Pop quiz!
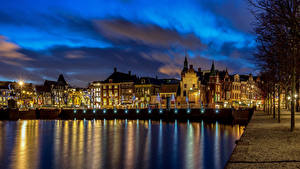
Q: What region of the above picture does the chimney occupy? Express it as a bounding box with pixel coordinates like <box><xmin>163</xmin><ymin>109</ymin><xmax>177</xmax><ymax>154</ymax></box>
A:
<box><xmin>189</xmin><ymin>64</ymin><xmax>193</xmax><ymax>69</ymax></box>
<box><xmin>198</xmin><ymin>67</ymin><xmax>201</xmax><ymax>72</ymax></box>
<box><xmin>114</xmin><ymin>67</ymin><xmax>117</xmax><ymax>72</ymax></box>
<box><xmin>128</xmin><ymin>71</ymin><xmax>131</xmax><ymax>76</ymax></box>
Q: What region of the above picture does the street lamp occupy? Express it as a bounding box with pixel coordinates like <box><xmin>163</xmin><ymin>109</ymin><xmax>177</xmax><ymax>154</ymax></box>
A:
<box><xmin>18</xmin><ymin>80</ymin><xmax>24</xmax><ymax>87</ymax></box>
<box><xmin>18</xmin><ymin>80</ymin><xmax>24</xmax><ymax>108</ymax></box>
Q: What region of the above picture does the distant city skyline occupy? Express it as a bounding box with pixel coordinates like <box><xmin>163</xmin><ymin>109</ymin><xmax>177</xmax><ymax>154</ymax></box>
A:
<box><xmin>0</xmin><ymin>0</ymin><xmax>257</xmax><ymax>87</ymax></box>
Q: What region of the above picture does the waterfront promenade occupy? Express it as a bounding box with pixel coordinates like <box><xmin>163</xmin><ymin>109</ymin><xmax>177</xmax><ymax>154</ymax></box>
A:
<box><xmin>226</xmin><ymin>110</ymin><xmax>300</xmax><ymax>169</ymax></box>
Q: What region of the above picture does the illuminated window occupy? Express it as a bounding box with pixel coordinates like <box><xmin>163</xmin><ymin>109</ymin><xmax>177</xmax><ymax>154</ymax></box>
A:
<box><xmin>114</xmin><ymin>85</ymin><xmax>118</xmax><ymax>89</ymax></box>
<box><xmin>103</xmin><ymin>86</ymin><xmax>106</xmax><ymax>89</ymax></box>
<box><xmin>109</xmin><ymin>85</ymin><xmax>112</xmax><ymax>89</ymax></box>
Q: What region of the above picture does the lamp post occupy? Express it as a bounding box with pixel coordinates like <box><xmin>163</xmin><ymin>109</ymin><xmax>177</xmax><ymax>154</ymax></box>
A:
<box><xmin>18</xmin><ymin>80</ymin><xmax>24</xmax><ymax>109</ymax></box>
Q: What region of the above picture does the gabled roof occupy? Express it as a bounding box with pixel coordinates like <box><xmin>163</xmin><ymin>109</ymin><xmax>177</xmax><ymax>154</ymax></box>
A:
<box><xmin>42</xmin><ymin>74</ymin><xmax>69</xmax><ymax>91</ymax></box>
<box><xmin>200</xmin><ymin>72</ymin><xmax>211</xmax><ymax>85</ymax></box>
<box><xmin>57</xmin><ymin>74</ymin><xmax>67</xmax><ymax>85</ymax></box>
<box><xmin>102</xmin><ymin>71</ymin><xmax>137</xmax><ymax>83</ymax></box>
<box><xmin>136</xmin><ymin>77</ymin><xmax>161</xmax><ymax>85</ymax></box>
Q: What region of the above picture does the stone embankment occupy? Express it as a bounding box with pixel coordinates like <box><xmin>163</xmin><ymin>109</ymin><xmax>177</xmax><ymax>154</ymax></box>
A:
<box><xmin>0</xmin><ymin>108</ymin><xmax>253</xmax><ymax>124</ymax></box>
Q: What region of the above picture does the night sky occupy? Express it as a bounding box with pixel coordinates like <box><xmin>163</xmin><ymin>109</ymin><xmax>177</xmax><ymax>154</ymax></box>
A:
<box><xmin>0</xmin><ymin>0</ymin><xmax>257</xmax><ymax>87</ymax></box>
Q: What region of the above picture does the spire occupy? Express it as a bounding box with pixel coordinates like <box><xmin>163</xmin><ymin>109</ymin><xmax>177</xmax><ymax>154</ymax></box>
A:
<box><xmin>210</xmin><ymin>60</ymin><xmax>216</xmax><ymax>76</ymax></box>
<box><xmin>181</xmin><ymin>50</ymin><xmax>189</xmax><ymax>75</ymax></box>
<box><xmin>184</xmin><ymin>56</ymin><xmax>188</xmax><ymax>70</ymax></box>
<box><xmin>210</xmin><ymin>60</ymin><xmax>215</xmax><ymax>72</ymax></box>
<box><xmin>184</xmin><ymin>50</ymin><xmax>188</xmax><ymax>70</ymax></box>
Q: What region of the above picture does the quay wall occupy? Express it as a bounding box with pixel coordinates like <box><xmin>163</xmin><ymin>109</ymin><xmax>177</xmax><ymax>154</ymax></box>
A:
<box><xmin>0</xmin><ymin>108</ymin><xmax>254</xmax><ymax>124</ymax></box>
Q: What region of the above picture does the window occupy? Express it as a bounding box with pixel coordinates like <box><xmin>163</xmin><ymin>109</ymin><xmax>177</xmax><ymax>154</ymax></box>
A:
<box><xmin>184</xmin><ymin>84</ymin><xmax>187</xmax><ymax>88</ymax></box>
<box><xmin>103</xmin><ymin>86</ymin><xmax>106</xmax><ymax>89</ymax></box>
<box><xmin>183</xmin><ymin>91</ymin><xmax>186</xmax><ymax>96</ymax></box>
<box><xmin>193</xmin><ymin>84</ymin><xmax>195</xmax><ymax>88</ymax></box>
<box><xmin>109</xmin><ymin>85</ymin><xmax>112</xmax><ymax>89</ymax></box>
<box><xmin>115</xmin><ymin>93</ymin><xmax>118</xmax><ymax>96</ymax></box>
<box><xmin>114</xmin><ymin>85</ymin><xmax>118</xmax><ymax>89</ymax></box>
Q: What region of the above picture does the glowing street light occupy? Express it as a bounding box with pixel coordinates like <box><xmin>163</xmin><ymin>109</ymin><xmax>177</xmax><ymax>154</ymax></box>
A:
<box><xmin>18</xmin><ymin>80</ymin><xmax>24</xmax><ymax>87</ymax></box>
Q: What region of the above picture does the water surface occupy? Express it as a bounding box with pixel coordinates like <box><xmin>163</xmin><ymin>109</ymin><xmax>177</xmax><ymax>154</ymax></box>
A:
<box><xmin>0</xmin><ymin>120</ymin><xmax>244</xmax><ymax>169</ymax></box>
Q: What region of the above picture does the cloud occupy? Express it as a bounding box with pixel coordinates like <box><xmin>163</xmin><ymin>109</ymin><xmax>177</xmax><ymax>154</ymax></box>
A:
<box><xmin>158</xmin><ymin>64</ymin><xmax>181</xmax><ymax>76</ymax></box>
<box><xmin>94</xmin><ymin>19</ymin><xmax>205</xmax><ymax>50</ymax></box>
<box><xmin>65</xmin><ymin>50</ymin><xmax>86</xmax><ymax>59</ymax></box>
<box><xmin>0</xmin><ymin>36</ymin><xmax>33</xmax><ymax>66</ymax></box>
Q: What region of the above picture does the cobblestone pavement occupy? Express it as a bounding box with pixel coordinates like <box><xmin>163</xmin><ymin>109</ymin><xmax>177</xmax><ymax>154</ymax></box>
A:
<box><xmin>226</xmin><ymin>110</ymin><xmax>300</xmax><ymax>169</ymax></box>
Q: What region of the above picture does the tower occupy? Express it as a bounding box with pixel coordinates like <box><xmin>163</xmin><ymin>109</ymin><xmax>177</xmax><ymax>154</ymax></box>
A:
<box><xmin>210</xmin><ymin>60</ymin><xmax>216</xmax><ymax>76</ymax></box>
<box><xmin>184</xmin><ymin>56</ymin><xmax>188</xmax><ymax>70</ymax></box>
<box><xmin>181</xmin><ymin>51</ymin><xmax>189</xmax><ymax>75</ymax></box>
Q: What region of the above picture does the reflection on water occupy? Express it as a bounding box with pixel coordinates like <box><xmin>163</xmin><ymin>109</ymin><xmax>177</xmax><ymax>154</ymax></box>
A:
<box><xmin>0</xmin><ymin>120</ymin><xmax>244</xmax><ymax>169</ymax></box>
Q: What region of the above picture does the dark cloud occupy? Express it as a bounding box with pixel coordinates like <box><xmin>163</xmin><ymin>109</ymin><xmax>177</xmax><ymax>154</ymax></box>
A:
<box><xmin>94</xmin><ymin>19</ymin><xmax>205</xmax><ymax>50</ymax></box>
<box><xmin>199</xmin><ymin>0</ymin><xmax>255</xmax><ymax>33</ymax></box>
<box><xmin>0</xmin><ymin>46</ymin><xmax>167</xmax><ymax>87</ymax></box>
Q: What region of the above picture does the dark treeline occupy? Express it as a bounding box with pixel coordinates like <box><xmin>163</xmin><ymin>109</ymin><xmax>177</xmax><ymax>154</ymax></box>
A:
<box><xmin>249</xmin><ymin>0</ymin><xmax>299</xmax><ymax>131</ymax></box>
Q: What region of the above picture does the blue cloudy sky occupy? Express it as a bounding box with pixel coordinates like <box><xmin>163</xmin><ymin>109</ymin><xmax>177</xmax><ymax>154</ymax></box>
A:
<box><xmin>0</xmin><ymin>0</ymin><xmax>257</xmax><ymax>87</ymax></box>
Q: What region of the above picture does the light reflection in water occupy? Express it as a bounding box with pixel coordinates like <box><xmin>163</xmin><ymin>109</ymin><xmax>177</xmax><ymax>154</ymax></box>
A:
<box><xmin>214</xmin><ymin>122</ymin><xmax>221</xmax><ymax>169</ymax></box>
<box><xmin>185</xmin><ymin>120</ymin><xmax>194</xmax><ymax>169</ymax></box>
<box><xmin>0</xmin><ymin>120</ymin><xmax>244</xmax><ymax>169</ymax></box>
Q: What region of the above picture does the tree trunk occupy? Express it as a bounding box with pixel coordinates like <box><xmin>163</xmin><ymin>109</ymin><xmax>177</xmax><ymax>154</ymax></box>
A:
<box><xmin>285</xmin><ymin>89</ymin><xmax>288</xmax><ymax>110</ymax></box>
<box><xmin>273</xmin><ymin>89</ymin><xmax>276</xmax><ymax>119</ymax></box>
<box><xmin>270</xmin><ymin>93</ymin><xmax>273</xmax><ymax>117</ymax></box>
<box><xmin>278</xmin><ymin>86</ymin><xmax>281</xmax><ymax>123</ymax></box>
<box><xmin>264</xmin><ymin>98</ymin><xmax>266</xmax><ymax>112</ymax></box>
<box><xmin>266</xmin><ymin>94</ymin><xmax>270</xmax><ymax>114</ymax></box>
<box><xmin>291</xmin><ymin>47</ymin><xmax>296</xmax><ymax>131</ymax></box>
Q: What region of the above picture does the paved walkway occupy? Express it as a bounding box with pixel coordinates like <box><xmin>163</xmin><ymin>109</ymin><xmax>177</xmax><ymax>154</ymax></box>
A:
<box><xmin>226</xmin><ymin>110</ymin><xmax>300</xmax><ymax>169</ymax></box>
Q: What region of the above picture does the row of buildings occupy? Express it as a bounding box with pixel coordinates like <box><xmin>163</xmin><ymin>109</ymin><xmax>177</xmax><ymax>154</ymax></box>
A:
<box><xmin>89</xmin><ymin>57</ymin><xmax>263</xmax><ymax>109</ymax></box>
<box><xmin>0</xmin><ymin>56</ymin><xmax>265</xmax><ymax>110</ymax></box>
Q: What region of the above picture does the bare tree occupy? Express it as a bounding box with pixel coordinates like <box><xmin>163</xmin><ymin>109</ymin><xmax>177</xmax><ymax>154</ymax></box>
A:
<box><xmin>249</xmin><ymin>0</ymin><xmax>300</xmax><ymax>131</ymax></box>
